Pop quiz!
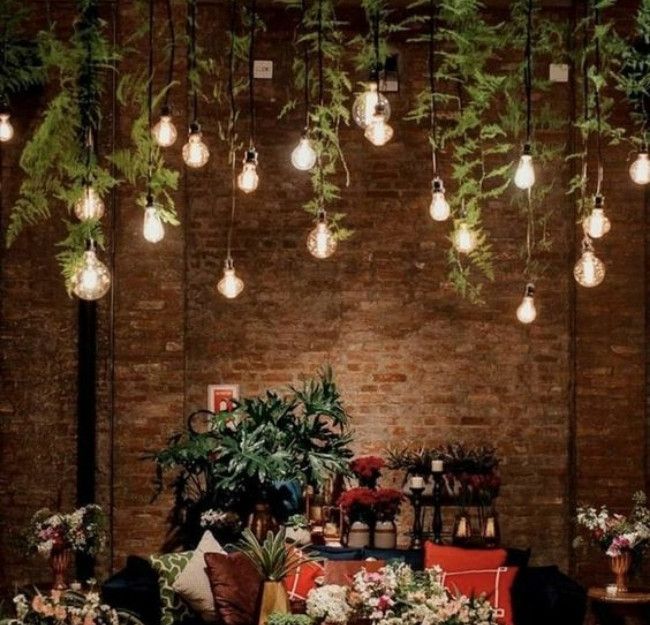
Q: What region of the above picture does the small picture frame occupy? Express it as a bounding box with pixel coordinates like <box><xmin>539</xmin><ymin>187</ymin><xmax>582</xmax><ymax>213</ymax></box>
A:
<box><xmin>207</xmin><ymin>384</ymin><xmax>240</xmax><ymax>413</ymax></box>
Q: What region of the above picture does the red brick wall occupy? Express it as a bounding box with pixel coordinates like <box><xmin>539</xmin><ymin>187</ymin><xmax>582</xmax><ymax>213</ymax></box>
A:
<box><xmin>0</xmin><ymin>0</ymin><xmax>647</xmax><ymax>598</ymax></box>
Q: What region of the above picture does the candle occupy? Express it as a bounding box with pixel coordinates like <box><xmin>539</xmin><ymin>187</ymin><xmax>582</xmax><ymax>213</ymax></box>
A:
<box><xmin>410</xmin><ymin>475</ymin><xmax>425</xmax><ymax>489</ymax></box>
<box><xmin>431</xmin><ymin>459</ymin><xmax>444</xmax><ymax>473</ymax></box>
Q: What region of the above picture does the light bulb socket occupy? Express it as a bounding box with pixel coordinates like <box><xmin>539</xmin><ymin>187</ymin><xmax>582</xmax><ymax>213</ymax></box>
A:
<box><xmin>160</xmin><ymin>104</ymin><xmax>172</xmax><ymax>117</ymax></box>
<box><xmin>373</xmin><ymin>102</ymin><xmax>386</xmax><ymax>116</ymax></box>
<box><xmin>432</xmin><ymin>177</ymin><xmax>445</xmax><ymax>193</ymax></box>
<box><xmin>86</xmin><ymin>238</ymin><xmax>96</xmax><ymax>252</ymax></box>
<box><xmin>368</xmin><ymin>66</ymin><xmax>382</xmax><ymax>83</ymax></box>
<box><xmin>189</xmin><ymin>121</ymin><xmax>201</xmax><ymax>135</ymax></box>
<box><xmin>594</xmin><ymin>194</ymin><xmax>604</xmax><ymax>209</ymax></box>
<box><xmin>301</xmin><ymin>127</ymin><xmax>310</xmax><ymax>140</ymax></box>
<box><xmin>146</xmin><ymin>193</ymin><xmax>155</xmax><ymax>208</ymax></box>
<box><xmin>581</xmin><ymin>234</ymin><xmax>595</xmax><ymax>254</ymax></box>
<box><xmin>522</xmin><ymin>143</ymin><xmax>532</xmax><ymax>156</ymax></box>
<box><xmin>316</xmin><ymin>209</ymin><xmax>327</xmax><ymax>224</ymax></box>
<box><xmin>523</xmin><ymin>282</ymin><xmax>535</xmax><ymax>297</ymax></box>
<box><xmin>243</xmin><ymin>147</ymin><xmax>258</xmax><ymax>165</ymax></box>
<box><xmin>224</xmin><ymin>256</ymin><xmax>235</xmax><ymax>271</ymax></box>
<box><xmin>0</xmin><ymin>104</ymin><xmax>10</xmax><ymax>117</ymax></box>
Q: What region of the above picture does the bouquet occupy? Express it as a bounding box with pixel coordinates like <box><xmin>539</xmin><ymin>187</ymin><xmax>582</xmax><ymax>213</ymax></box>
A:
<box><xmin>337</xmin><ymin>488</ymin><xmax>376</xmax><ymax>524</ymax></box>
<box><xmin>25</xmin><ymin>505</ymin><xmax>106</xmax><ymax>558</ymax></box>
<box><xmin>373</xmin><ymin>489</ymin><xmax>403</xmax><ymax>521</ymax></box>
<box><xmin>575</xmin><ymin>491</ymin><xmax>650</xmax><ymax>557</ymax></box>
<box><xmin>306</xmin><ymin>585</ymin><xmax>352</xmax><ymax>625</ymax></box>
<box><xmin>350</xmin><ymin>456</ymin><xmax>385</xmax><ymax>488</ymax></box>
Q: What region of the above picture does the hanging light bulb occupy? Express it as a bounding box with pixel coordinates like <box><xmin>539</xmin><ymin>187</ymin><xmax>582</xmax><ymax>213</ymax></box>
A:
<box><xmin>237</xmin><ymin>148</ymin><xmax>259</xmax><ymax>193</ymax></box>
<box><xmin>217</xmin><ymin>258</ymin><xmax>244</xmax><ymax>299</ymax></box>
<box><xmin>74</xmin><ymin>184</ymin><xmax>105</xmax><ymax>221</ymax></box>
<box><xmin>453</xmin><ymin>221</ymin><xmax>477</xmax><ymax>254</ymax></box>
<box><xmin>143</xmin><ymin>195</ymin><xmax>165</xmax><ymax>243</ymax></box>
<box><xmin>0</xmin><ymin>111</ymin><xmax>14</xmax><ymax>143</ymax></box>
<box><xmin>429</xmin><ymin>177</ymin><xmax>450</xmax><ymax>221</ymax></box>
<box><xmin>582</xmin><ymin>194</ymin><xmax>610</xmax><ymax>239</ymax></box>
<box><xmin>573</xmin><ymin>238</ymin><xmax>605</xmax><ymax>288</ymax></box>
<box><xmin>307</xmin><ymin>212</ymin><xmax>337</xmax><ymax>259</ymax></box>
<box><xmin>514</xmin><ymin>143</ymin><xmax>535</xmax><ymax>190</ymax></box>
<box><xmin>182</xmin><ymin>122</ymin><xmax>210</xmax><ymax>168</ymax></box>
<box><xmin>291</xmin><ymin>131</ymin><xmax>317</xmax><ymax>171</ymax></box>
<box><xmin>516</xmin><ymin>282</ymin><xmax>537</xmax><ymax>324</ymax></box>
<box><xmin>352</xmin><ymin>82</ymin><xmax>391</xmax><ymax>129</ymax></box>
<box><xmin>364</xmin><ymin>103</ymin><xmax>394</xmax><ymax>147</ymax></box>
<box><xmin>629</xmin><ymin>150</ymin><xmax>650</xmax><ymax>185</ymax></box>
<box><xmin>71</xmin><ymin>244</ymin><xmax>112</xmax><ymax>301</ymax></box>
<box><xmin>152</xmin><ymin>106</ymin><xmax>178</xmax><ymax>148</ymax></box>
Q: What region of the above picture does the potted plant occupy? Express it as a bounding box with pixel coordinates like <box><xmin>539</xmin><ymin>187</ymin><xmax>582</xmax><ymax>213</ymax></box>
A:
<box><xmin>350</xmin><ymin>456</ymin><xmax>385</xmax><ymax>489</ymax></box>
<box><xmin>285</xmin><ymin>514</ymin><xmax>311</xmax><ymax>546</ymax></box>
<box><xmin>338</xmin><ymin>488</ymin><xmax>375</xmax><ymax>549</ymax></box>
<box><xmin>372</xmin><ymin>489</ymin><xmax>403</xmax><ymax>549</ymax></box>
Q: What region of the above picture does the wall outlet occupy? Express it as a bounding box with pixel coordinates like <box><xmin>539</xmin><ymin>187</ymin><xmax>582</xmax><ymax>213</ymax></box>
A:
<box><xmin>549</xmin><ymin>63</ymin><xmax>569</xmax><ymax>83</ymax></box>
<box><xmin>253</xmin><ymin>60</ymin><xmax>273</xmax><ymax>79</ymax></box>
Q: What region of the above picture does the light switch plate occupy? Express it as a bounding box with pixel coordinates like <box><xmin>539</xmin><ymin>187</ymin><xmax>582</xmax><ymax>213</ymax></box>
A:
<box><xmin>549</xmin><ymin>63</ymin><xmax>569</xmax><ymax>83</ymax></box>
<box><xmin>253</xmin><ymin>60</ymin><xmax>273</xmax><ymax>79</ymax></box>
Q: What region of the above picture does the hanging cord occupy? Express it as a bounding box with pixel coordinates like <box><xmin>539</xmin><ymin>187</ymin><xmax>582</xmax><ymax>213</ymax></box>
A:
<box><xmin>147</xmin><ymin>0</ymin><xmax>154</xmax><ymax>198</ymax></box>
<box><xmin>188</xmin><ymin>0</ymin><xmax>198</xmax><ymax>124</ymax></box>
<box><xmin>592</xmin><ymin>0</ymin><xmax>604</xmax><ymax>195</ymax></box>
<box><xmin>373</xmin><ymin>6</ymin><xmax>381</xmax><ymax>95</ymax></box>
<box><xmin>316</xmin><ymin>0</ymin><xmax>325</xmax><ymax>216</ymax></box>
<box><xmin>525</xmin><ymin>187</ymin><xmax>534</xmax><ymax>277</ymax></box>
<box><xmin>226</xmin><ymin>0</ymin><xmax>237</xmax><ymax>261</ymax></box>
<box><xmin>524</xmin><ymin>0</ymin><xmax>533</xmax><ymax>143</ymax></box>
<box><xmin>579</xmin><ymin>0</ymin><xmax>590</xmax><ymax>213</ymax></box>
<box><xmin>428</xmin><ymin>0</ymin><xmax>438</xmax><ymax>177</ymax></box>
<box><xmin>301</xmin><ymin>0</ymin><xmax>310</xmax><ymax>130</ymax></box>
<box><xmin>247</xmin><ymin>0</ymin><xmax>257</xmax><ymax>147</ymax></box>
<box><xmin>163</xmin><ymin>0</ymin><xmax>175</xmax><ymax>110</ymax></box>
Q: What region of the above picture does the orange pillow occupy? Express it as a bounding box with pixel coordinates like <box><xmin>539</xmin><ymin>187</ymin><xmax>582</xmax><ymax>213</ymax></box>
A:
<box><xmin>441</xmin><ymin>567</ymin><xmax>518</xmax><ymax>625</ymax></box>
<box><xmin>284</xmin><ymin>559</ymin><xmax>325</xmax><ymax>601</ymax></box>
<box><xmin>323</xmin><ymin>560</ymin><xmax>385</xmax><ymax>586</ymax></box>
<box><xmin>424</xmin><ymin>542</ymin><xmax>507</xmax><ymax>572</ymax></box>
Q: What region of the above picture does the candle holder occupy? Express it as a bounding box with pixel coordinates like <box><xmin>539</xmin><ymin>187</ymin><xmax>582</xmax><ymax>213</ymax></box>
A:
<box><xmin>431</xmin><ymin>470</ymin><xmax>443</xmax><ymax>544</ymax></box>
<box><xmin>409</xmin><ymin>486</ymin><xmax>425</xmax><ymax>549</ymax></box>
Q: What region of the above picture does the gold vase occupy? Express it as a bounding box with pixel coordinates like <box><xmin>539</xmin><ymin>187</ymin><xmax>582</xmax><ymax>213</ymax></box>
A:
<box><xmin>50</xmin><ymin>549</ymin><xmax>71</xmax><ymax>591</ymax></box>
<box><xmin>610</xmin><ymin>552</ymin><xmax>632</xmax><ymax>593</ymax></box>
<box><xmin>249</xmin><ymin>503</ymin><xmax>277</xmax><ymax>542</ymax></box>
<box><xmin>257</xmin><ymin>581</ymin><xmax>290</xmax><ymax>625</ymax></box>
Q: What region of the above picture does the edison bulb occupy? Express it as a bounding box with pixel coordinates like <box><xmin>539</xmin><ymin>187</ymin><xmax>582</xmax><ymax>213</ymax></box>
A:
<box><xmin>74</xmin><ymin>185</ymin><xmax>105</xmax><ymax>221</ymax></box>
<box><xmin>453</xmin><ymin>222</ymin><xmax>477</xmax><ymax>254</ymax></box>
<box><xmin>71</xmin><ymin>249</ymin><xmax>111</xmax><ymax>301</ymax></box>
<box><xmin>352</xmin><ymin>83</ymin><xmax>391</xmax><ymax>129</ymax></box>
<box><xmin>143</xmin><ymin>204</ymin><xmax>165</xmax><ymax>243</ymax></box>
<box><xmin>307</xmin><ymin>220</ymin><xmax>337</xmax><ymax>259</ymax></box>
<box><xmin>514</xmin><ymin>153</ymin><xmax>535</xmax><ymax>190</ymax></box>
<box><xmin>573</xmin><ymin>250</ymin><xmax>605</xmax><ymax>287</ymax></box>
<box><xmin>629</xmin><ymin>152</ymin><xmax>650</xmax><ymax>185</ymax></box>
<box><xmin>516</xmin><ymin>287</ymin><xmax>537</xmax><ymax>324</ymax></box>
<box><xmin>217</xmin><ymin>263</ymin><xmax>244</xmax><ymax>299</ymax></box>
<box><xmin>152</xmin><ymin>113</ymin><xmax>178</xmax><ymax>148</ymax></box>
<box><xmin>182</xmin><ymin>128</ymin><xmax>209</xmax><ymax>168</ymax></box>
<box><xmin>582</xmin><ymin>207</ymin><xmax>611</xmax><ymax>239</ymax></box>
<box><xmin>364</xmin><ymin>108</ymin><xmax>394</xmax><ymax>146</ymax></box>
<box><xmin>238</xmin><ymin>162</ymin><xmax>259</xmax><ymax>193</ymax></box>
<box><xmin>291</xmin><ymin>136</ymin><xmax>317</xmax><ymax>171</ymax></box>
<box><xmin>0</xmin><ymin>113</ymin><xmax>14</xmax><ymax>142</ymax></box>
<box><xmin>429</xmin><ymin>179</ymin><xmax>450</xmax><ymax>221</ymax></box>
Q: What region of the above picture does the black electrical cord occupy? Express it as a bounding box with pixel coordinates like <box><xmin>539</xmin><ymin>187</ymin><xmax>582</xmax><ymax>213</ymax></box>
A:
<box><xmin>226</xmin><ymin>0</ymin><xmax>237</xmax><ymax>261</ymax></box>
<box><xmin>373</xmin><ymin>7</ymin><xmax>380</xmax><ymax>95</ymax></box>
<box><xmin>164</xmin><ymin>0</ymin><xmax>175</xmax><ymax>110</ymax></box>
<box><xmin>429</xmin><ymin>0</ymin><xmax>438</xmax><ymax>177</ymax></box>
<box><xmin>593</xmin><ymin>0</ymin><xmax>604</xmax><ymax>194</ymax></box>
<box><xmin>147</xmin><ymin>0</ymin><xmax>154</xmax><ymax>197</ymax></box>
<box><xmin>301</xmin><ymin>0</ymin><xmax>310</xmax><ymax>130</ymax></box>
<box><xmin>524</xmin><ymin>0</ymin><xmax>533</xmax><ymax>143</ymax></box>
<box><xmin>248</xmin><ymin>0</ymin><xmax>257</xmax><ymax>147</ymax></box>
<box><xmin>317</xmin><ymin>0</ymin><xmax>325</xmax><ymax>216</ymax></box>
<box><xmin>188</xmin><ymin>0</ymin><xmax>198</xmax><ymax>124</ymax></box>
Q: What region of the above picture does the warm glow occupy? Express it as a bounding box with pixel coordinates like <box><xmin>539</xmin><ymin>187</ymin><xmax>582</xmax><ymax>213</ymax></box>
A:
<box><xmin>71</xmin><ymin>249</ymin><xmax>111</xmax><ymax>301</ymax></box>
<box><xmin>291</xmin><ymin>136</ymin><xmax>317</xmax><ymax>171</ymax></box>
<box><xmin>582</xmin><ymin>207</ymin><xmax>610</xmax><ymax>239</ymax></box>
<box><xmin>430</xmin><ymin>190</ymin><xmax>450</xmax><ymax>222</ymax></box>
<box><xmin>74</xmin><ymin>186</ymin><xmax>105</xmax><ymax>222</ymax></box>
<box><xmin>514</xmin><ymin>154</ymin><xmax>535</xmax><ymax>190</ymax></box>
<box><xmin>238</xmin><ymin>162</ymin><xmax>259</xmax><ymax>193</ymax></box>
<box><xmin>152</xmin><ymin>114</ymin><xmax>178</xmax><ymax>148</ymax></box>
<box><xmin>182</xmin><ymin>130</ymin><xmax>210</xmax><ymax>168</ymax></box>
<box><xmin>516</xmin><ymin>295</ymin><xmax>537</xmax><ymax>324</ymax></box>
<box><xmin>143</xmin><ymin>205</ymin><xmax>165</xmax><ymax>243</ymax></box>
<box><xmin>453</xmin><ymin>222</ymin><xmax>477</xmax><ymax>254</ymax></box>
<box><xmin>629</xmin><ymin>152</ymin><xmax>650</xmax><ymax>185</ymax></box>
<box><xmin>573</xmin><ymin>250</ymin><xmax>605</xmax><ymax>288</ymax></box>
<box><xmin>307</xmin><ymin>220</ymin><xmax>337</xmax><ymax>259</ymax></box>
<box><xmin>352</xmin><ymin>83</ymin><xmax>391</xmax><ymax>129</ymax></box>
<box><xmin>0</xmin><ymin>113</ymin><xmax>14</xmax><ymax>142</ymax></box>
<box><xmin>217</xmin><ymin>265</ymin><xmax>244</xmax><ymax>299</ymax></box>
<box><xmin>364</xmin><ymin>109</ymin><xmax>394</xmax><ymax>146</ymax></box>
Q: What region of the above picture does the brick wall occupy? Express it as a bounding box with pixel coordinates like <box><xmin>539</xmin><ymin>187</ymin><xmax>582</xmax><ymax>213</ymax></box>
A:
<box><xmin>0</xmin><ymin>0</ymin><xmax>647</xmax><ymax>598</ymax></box>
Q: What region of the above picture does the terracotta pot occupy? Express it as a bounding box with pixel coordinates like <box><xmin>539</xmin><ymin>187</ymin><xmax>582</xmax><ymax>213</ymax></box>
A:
<box><xmin>249</xmin><ymin>503</ymin><xmax>277</xmax><ymax>542</ymax></box>
<box><xmin>610</xmin><ymin>552</ymin><xmax>632</xmax><ymax>593</ymax></box>
<box><xmin>257</xmin><ymin>580</ymin><xmax>290</xmax><ymax>625</ymax></box>
<box><xmin>347</xmin><ymin>521</ymin><xmax>371</xmax><ymax>549</ymax></box>
<box><xmin>50</xmin><ymin>549</ymin><xmax>71</xmax><ymax>591</ymax></box>
<box><xmin>373</xmin><ymin>519</ymin><xmax>397</xmax><ymax>549</ymax></box>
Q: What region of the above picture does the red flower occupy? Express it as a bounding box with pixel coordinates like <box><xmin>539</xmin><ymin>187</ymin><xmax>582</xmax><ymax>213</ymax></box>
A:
<box><xmin>373</xmin><ymin>488</ymin><xmax>403</xmax><ymax>520</ymax></box>
<box><xmin>350</xmin><ymin>456</ymin><xmax>385</xmax><ymax>480</ymax></box>
<box><xmin>338</xmin><ymin>487</ymin><xmax>377</xmax><ymax>513</ymax></box>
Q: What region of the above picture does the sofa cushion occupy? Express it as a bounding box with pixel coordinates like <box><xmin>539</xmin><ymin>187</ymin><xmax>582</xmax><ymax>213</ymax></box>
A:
<box><xmin>149</xmin><ymin>551</ymin><xmax>194</xmax><ymax>625</ymax></box>
<box><xmin>424</xmin><ymin>542</ymin><xmax>507</xmax><ymax>572</ymax></box>
<box><xmin>322</xmin><ymin>560</ymin><xmax>385</xmax><ymax>586</ymax></box>
<box><xmin>283</xmin><ymin>557</ymin><xmax>325</xmax><ymax>601</ymax></box>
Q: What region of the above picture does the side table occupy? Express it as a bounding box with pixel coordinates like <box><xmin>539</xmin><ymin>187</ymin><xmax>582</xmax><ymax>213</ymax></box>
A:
<box><xmin>588</xmin><ymin>587</ymin><xmax>650</xmax><ymax>625</ymax></box>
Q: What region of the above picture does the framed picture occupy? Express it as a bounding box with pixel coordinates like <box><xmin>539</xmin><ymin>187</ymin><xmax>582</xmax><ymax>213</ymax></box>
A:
<box><xmin>207</xmin><ymin>384</ymin><xmax>240</xmax><ymax>413</ymax></box>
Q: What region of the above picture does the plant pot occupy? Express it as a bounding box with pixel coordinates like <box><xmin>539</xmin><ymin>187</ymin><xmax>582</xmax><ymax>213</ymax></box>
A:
<box><xmin>610</xmin><ymin>552</ymin><xmax>632</xmax><ymax>593</ymax></box>
<box><xmin>285</xmin><ymin>526</ymin><xmax>312</xmax><ymax>546</ymax></box>
<box><xmin>373</xmin><ymin>519</ymin><xmax>397</xmax><ymax>549</ymax></box>
<box><xmin>249</xmin><ymin>503</ymin><xmax>277</xmax><ymax>542</ymax></box>
<box><xmin>347</xmin><ymin>521</ymin><xmax>371</xmax><ymax>549</ymax></box>
<box><xmin>257</xmin><ymin>580</ymin><xmax>290</xmax><ymax>625</ymax></box>
<box><xmin>50</xmin><ymin>549</ymin><xmax>71</xmax><ymax>590</ymax></box>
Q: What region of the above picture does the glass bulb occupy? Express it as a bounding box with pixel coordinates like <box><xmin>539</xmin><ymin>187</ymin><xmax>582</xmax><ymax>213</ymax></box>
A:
<box><xmin>291</xmin><ymin>136</ymin><xmax>317</xmax><ymax>171</ymax></box>
<box><xmin>573</xmin><ymin>250</ymin><xmax>605</xmax><ymax>288</ymax></box>
<box><xmin>582</xmin><ymin>207</ymin><xmax>611</xmax><ymax>239</ymax></box>
<box><xmin>182</xmin><ymin>130</ymin><xmax>210</xmax><ymax>168</ymax></box>
<box><xmin>352</xmin><ymin>84</ymin><xmax>391</xmax><ymax>129</ymax></box>
<box><xmin>71</xmin><ymin>249</ymin><xmax>111</xmax><ymax>301</ymax></box>
<box><xmin>629</xmin><ymin>152</ymin><xmax>650</xmax><ymax>185</ymax></box>
<box><xmin>516</xmin><ymin>295</ymin><xmax>537</xmax><ymax>324</ymax></box>
<box><xmin>514</xmin><ymin>154</ymin><xmax>535</xmax><ymax>190</ymax></box>
<box><xmin>238</xmin><ymin>162</ymin><xmax>259</xmax><ymax>193</ymax></box>
<box><xmin>364</xmin><ymin>110</ymin><xmax>394</xmax><ymax>146</ymax></box>
<box><xmin>74</xmin><ymin>185</ymin><xmax>105</xmax><ymax>221</ymax></box>
<box><xmin>152</xmin><ymin>114</ymin><xmax>178</xmax><ymax>148</ymax></box>
<box><xmin>143</xmin><ymin>205</ymin><xmax>165</xmax><ymax>243</ymax></box>
<box><xmin>217</xmin><ymin>265</ymin><xmax>244</xmax><ymax>299</ymax></box>
<box><xmin>430</xmin><ymin>191</ymin><xmax>450</xmax><ymax>221</ymax></box>
<box><xmin>0</xmin><ymin>113</ymin><xmax>14</xmax><ymax>142</ymax></box>
<box><xmin>307</xmin><ymin>220</ymin><xmax>337</xmax><ymax>259</ymax></box>
<box><xmin>453</xmin><ymin>222</ymin><xmax>477</xmax><ymax>254</ymax></box>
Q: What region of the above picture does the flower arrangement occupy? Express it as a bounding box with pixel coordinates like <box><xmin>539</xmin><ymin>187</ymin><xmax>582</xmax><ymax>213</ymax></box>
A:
<box><xmin>337</xmin><ymin>488</ymin><xmax>376</xmax><ymax>524</ymax></box>
<box><xmin>373</xmin><ymin>489</ymin><xmax>403</xmax><ymax>521</ymax></box>
<box><xmin>306</xmin><ymin>585</ymin><xmax>353</xmax><ymax>625</ymax></box>
<box><xmin>25</xmin><ymin>505</ymin><xmax>107</xmax><ymax>558</ymax></box>
<box><xmin>350</xmin><ymin>456</ymin><xmax>385</xmax><ymax>488</ymax></box>
<box><xmin>200</xmin><ymin>509</ymin><xmax>242</xmax><ymax>532</ymax></box>
<box><xmin>575</xmin><ymin>491</ymin><xmax>650</xmax><ymax>557</ymax></box>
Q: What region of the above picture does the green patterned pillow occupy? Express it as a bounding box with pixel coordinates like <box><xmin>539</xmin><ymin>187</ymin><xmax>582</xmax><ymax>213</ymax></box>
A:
<box><xmin>150</xmin><ymin>551</ymin><xmax>194</xmax><ymax>625</ymax></box>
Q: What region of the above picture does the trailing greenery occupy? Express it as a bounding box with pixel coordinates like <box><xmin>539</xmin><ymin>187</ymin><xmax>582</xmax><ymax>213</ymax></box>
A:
<box><xmin>267</xmin><ymin>614</ymin><xmax>313</xmax><ymax>625</ymax></box>
<box><xmin>279</xmin><ymin>0</ymin><xmax>352</xmax><ymax>239</ymax></box>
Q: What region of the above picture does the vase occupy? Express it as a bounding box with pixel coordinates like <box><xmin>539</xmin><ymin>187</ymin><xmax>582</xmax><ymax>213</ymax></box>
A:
<box><xmin>373</xmin><ymin>519</ymin><xmax>397</xmax><ymax>549</ymax></box>
<box><xmin>257</xmin><ymin>581</ymin><xmax>290</xmax><ymax>625</ymax></box>
<box><xmin>610</xmin><ymin>552</ymin><xmax>632</xmax><ymax>593</ymax></box>
<box><xmin>249</xmin><ymin>503</ymin><xmax>277</xmax><ymax>542</ymax></box>
<box><xmin>50</xmin><ymin>549</ymin><xmax>71</xmax><ymax>590</ymax></box>
<box><xmin>452</xmin><ymin>511</ymin><xmax>473</xmax><ymax>545</ymax></box>
<box><xmin>285</xmin><ymin>526</ymin><xmax>312</xmax><ymax>546</ymax></box>
<box><xmin>481</xmin><ymin>511</ymin><xmax>500</xmax><ymax>547</ymax></box>
<box><xmin>347</xmin><ymin>521</ymin><xmax>371</xmax><ymax>549</ymax></box>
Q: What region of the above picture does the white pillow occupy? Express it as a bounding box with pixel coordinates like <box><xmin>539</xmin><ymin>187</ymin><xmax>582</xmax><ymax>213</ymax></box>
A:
<box><xmin>172</xmin><ymin>530</ymin><xmax>226</xmax><ymax>623</ymax></box>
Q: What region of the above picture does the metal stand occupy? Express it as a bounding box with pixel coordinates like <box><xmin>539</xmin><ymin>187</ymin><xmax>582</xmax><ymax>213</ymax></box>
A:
<box><xmin>409</xmin><ymin>486</ymin><xmax>425</xmax><ymax>549</ymax></box>
<box><xmin>432</xmin><ymin>471</ymin><xmax>443</xmax><ymax>544</ymax></box>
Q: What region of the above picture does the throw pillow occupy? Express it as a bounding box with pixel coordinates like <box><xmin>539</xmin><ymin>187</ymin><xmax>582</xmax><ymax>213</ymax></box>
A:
<box><xmin>173</xmin><ymin>531</ymin><xmax>226</xmax><ymax>623</ymax></box>
<box><xmin>323</xmin><ymin>560</ymin><xmax>385</xmax><ymax>586</ymax></box>
<box><xmin>441</xmin><ymin>566</ymin><xmax>519</xmax><ymax>625</ymax></box>
<box><xmin>204</xmin><ymin>551</ymin><xmax>263</xmax><ymax>625</ymax></box>
<box><xmin>283</xmin><ymin>556</ymin><xmax>325</xmax><ymax>601</ymax></box>
<box><xmin>424</xmin><ymin>542</ymin><xmax>507</xmax><ymax>572</ymax></box>
<box><xmin>149</xmin><ymin>551</ymin><xmax>194</xmax><ymax>625</ymax></box>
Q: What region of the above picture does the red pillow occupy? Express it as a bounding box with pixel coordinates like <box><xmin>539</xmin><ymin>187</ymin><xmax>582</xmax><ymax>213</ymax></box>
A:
<box><xmin>284</xmin><ymin>559</ymin><xmax>325</xmax><ymax>601</ymax></box>
<box><xmin>323</xmin><ymin>560</ymin><xmax>385</xmax><ymax>586</ymax></box>
<box><xmin>441</xmin><ymin>567</ymin><xmax>518</xmax><ymax>625</ymax></box>
<box><xmin>424</xmin><ymin>542</ymin><xmax>507</xmax><ymax>572</ymax></box>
